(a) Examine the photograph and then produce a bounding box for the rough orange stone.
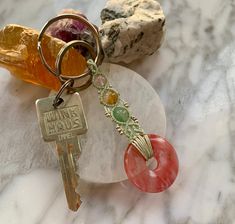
[0,24,87,90]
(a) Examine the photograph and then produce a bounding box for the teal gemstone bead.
[112,107,130,123]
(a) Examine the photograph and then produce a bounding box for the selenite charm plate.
[49,63,166,183]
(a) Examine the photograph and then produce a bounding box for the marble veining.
[0,0,235,223]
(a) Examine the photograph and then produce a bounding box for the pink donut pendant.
[124,134,179,193]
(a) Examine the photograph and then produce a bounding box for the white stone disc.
[50,63,166,183]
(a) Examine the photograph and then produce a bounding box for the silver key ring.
[37,14,103,80]
[55,40,97,92]
[53,79,74,108]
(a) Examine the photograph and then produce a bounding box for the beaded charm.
[87,60,179,193]
[37,14,179,210]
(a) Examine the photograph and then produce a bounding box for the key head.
[36,93,88,142]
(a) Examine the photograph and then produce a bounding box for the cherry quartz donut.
[124,134,179,193]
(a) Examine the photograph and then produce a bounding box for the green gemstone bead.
[112,107,130,123]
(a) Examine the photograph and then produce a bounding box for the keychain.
[36,14,103,211]
[36,14,179,211]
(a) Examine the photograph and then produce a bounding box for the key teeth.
[116,124,124,134]
[69,198,81,211]
[69,177,82,211]
[76,195,82,209]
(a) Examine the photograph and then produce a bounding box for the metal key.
[35,92,87,211]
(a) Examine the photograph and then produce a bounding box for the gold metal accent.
[124,102,129,107]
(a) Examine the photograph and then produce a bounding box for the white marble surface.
[0,0,235,223]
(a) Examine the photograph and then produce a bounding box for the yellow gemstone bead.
[102,89,119,106]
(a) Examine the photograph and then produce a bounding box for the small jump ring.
[55,40,97,92]
[37,14,103,77]
[56,40,96,82]
[53,79,74,108]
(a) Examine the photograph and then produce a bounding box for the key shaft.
[56,137,81,211]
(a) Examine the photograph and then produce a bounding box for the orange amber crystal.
[0,24,87,90]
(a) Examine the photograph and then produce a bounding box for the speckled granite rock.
[100,0,165,63]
